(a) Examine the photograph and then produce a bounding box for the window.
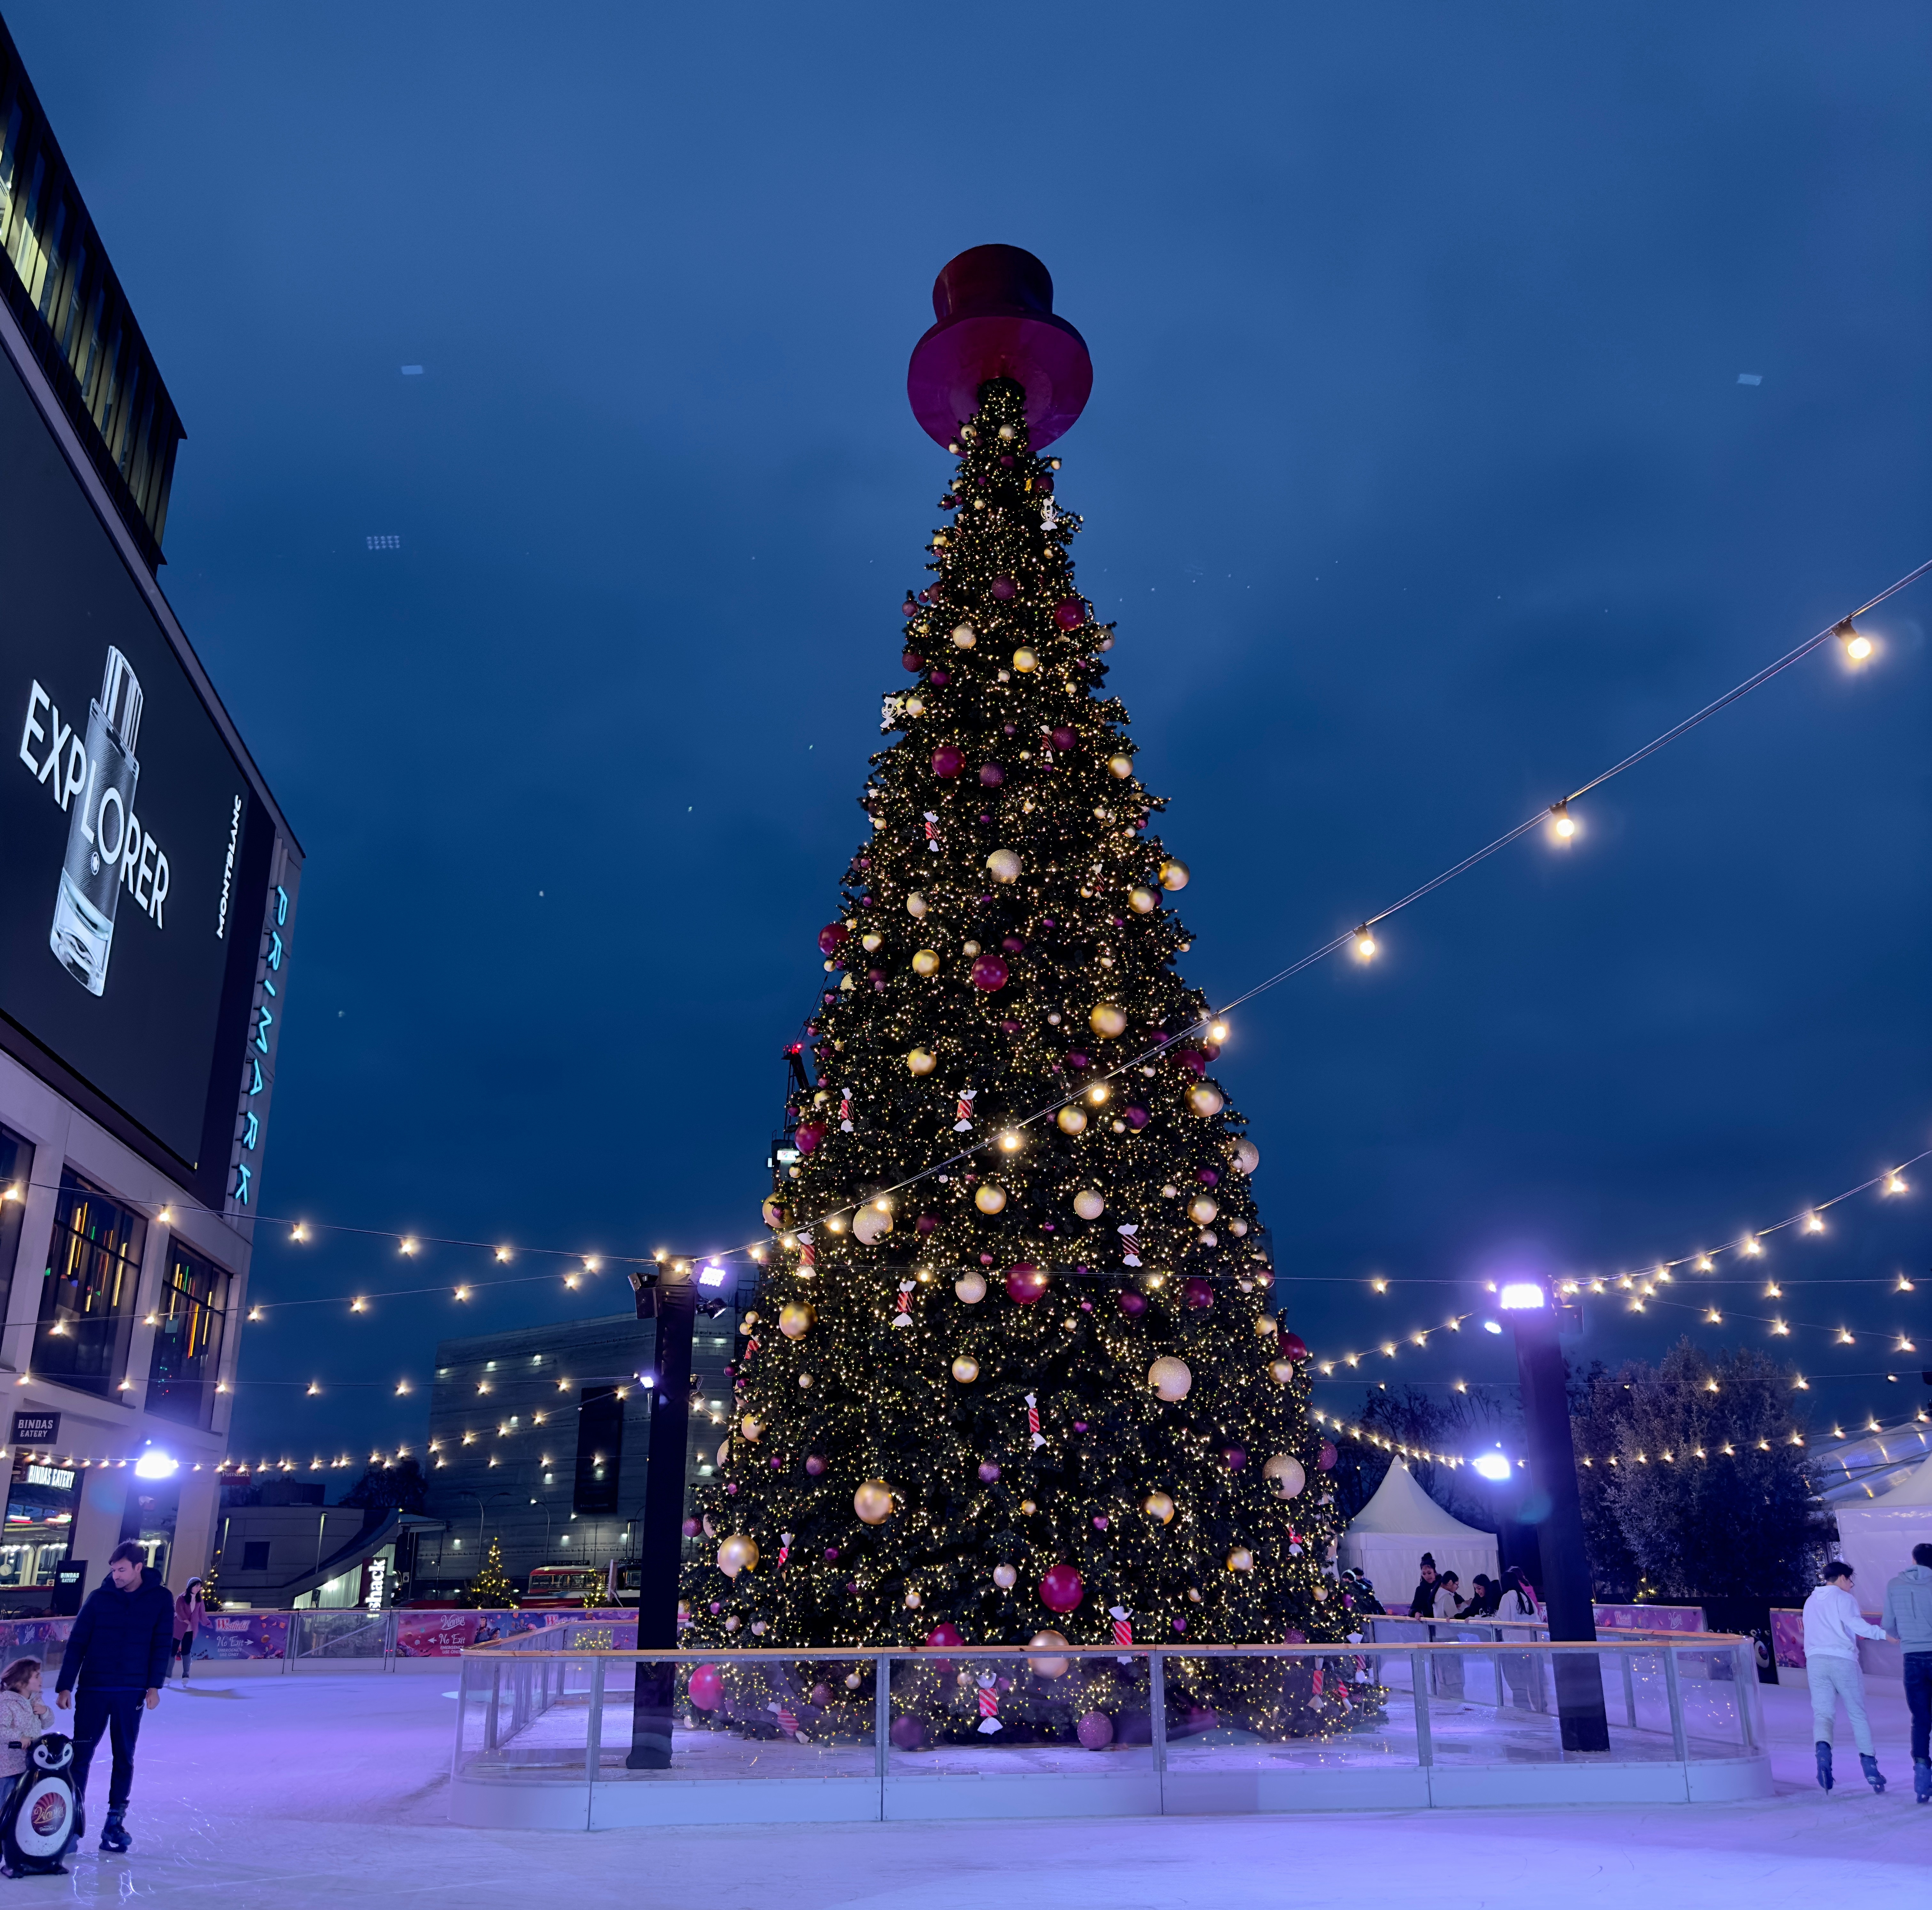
[145,1242,229,1427]
[0,1122,31,1318]
[241,1541,269,1572]
[34,1171,144,1396]
[573,1387,623,1514]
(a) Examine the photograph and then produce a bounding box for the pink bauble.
[809,1683,832,1705]
[818,923,849,956]
[687,1664,724,1711]
[978,1461,1001,1482]
[681,1517,701,1537]
[1117,1290,1147,1318]
[1317,1440,1338,1471]
[1178,1048,1206,1077]
[902,649,924,673]
[901,597,917,618]
[932,745,964,779]
[824,1546,839,1561]
[1039,1563,1084,1613]
[930,667,951,686]
[915,1212,939,1235]
[1077,1710,1115,1750]
[1279,1331,1309,1360]
[1050,726,1078,752]
[805,1454,826,1476]
[794,1122,825,1155]
[990,575,1017,599]
[1124,1106,1149,1129]
[979,762,1004,785]
[1223,1446,1247,1470]
[1197,1167,1219,1186]
[924,1623,964,1649]
[1053,598,1084,631]
[1183,1276,1214,1310]
[1005,1263,1050,1305]
[889,1715,925,1750]
[970,954,1009,991]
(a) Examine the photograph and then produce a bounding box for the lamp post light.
[1494,1276,1609,1753]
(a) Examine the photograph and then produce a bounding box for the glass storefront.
[34,1171,143,1396]
[145,1239,229,1427]
[0,1455,76,1589]
[0,1122,31,1317]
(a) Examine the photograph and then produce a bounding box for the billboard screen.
[0,346,259,1174]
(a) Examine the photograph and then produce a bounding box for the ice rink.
[30,1668,1927,1906]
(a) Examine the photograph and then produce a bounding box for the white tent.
[1833,1454,1932,1606]
[1338,1460,1499,1610]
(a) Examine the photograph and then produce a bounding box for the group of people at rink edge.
[1803,1542,1932,1801]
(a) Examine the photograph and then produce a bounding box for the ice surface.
[34,1669,1928,1906]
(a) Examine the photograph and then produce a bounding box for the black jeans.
[70,1688,144,1813]
[1906,1651,1932,1764]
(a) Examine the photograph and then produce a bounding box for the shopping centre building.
[0,23,298,1609]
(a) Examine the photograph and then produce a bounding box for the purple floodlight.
[907,245,1093,450]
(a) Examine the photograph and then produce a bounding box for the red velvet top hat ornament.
[907,244,1092,450]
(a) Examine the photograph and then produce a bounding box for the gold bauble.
[1027,1630,1071,1678]
[716,1534,759,1578]
[1226,1547,1255,1573]
[1056,1105,1087,1135]
[853,1479,894,1524]
[1148,1356,1193,1402]
[715,1441,730,1467]
[778,1302,814,1340]
[1187,1195,1218,1224]
[1187,1084,1225,1118]
[908,1047,937,1073]
[1254,1314,1278,1338]
[951,1355,980,1383]
[904,1588,922,1609]
[954,1271,988,1304]
[912,950,940,978]
[1230,1138,1260,1174]
[861,932,882,952]
[1020,1499,1037,1514]
[1127,886,1158,914]
[986,848,1023,884]
[1159,858,1190,891]
[1143,1491,1175,1524]
[761,1196,788,1229]
[1012,647,1038,672]
[974,1185,1007,1214]
[1263,1454,1307,1500]
[1072,1190,1106,1220]
[1089,1002,1127,1038]
[853,1206,892,1245]
[1267,1358,1297,1385]
[992,1564,1017,1589]
[1108,753,1133,779]
[739,1414,762,1442]
[907,891,928,917]
[951,624,977,648]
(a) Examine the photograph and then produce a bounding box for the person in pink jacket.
[1803,1560,1889,1792]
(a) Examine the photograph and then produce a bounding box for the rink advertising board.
[0,339,273,1199]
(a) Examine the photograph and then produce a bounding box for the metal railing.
[448,1623,1767,1825]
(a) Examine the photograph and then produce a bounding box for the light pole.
[529,1498,553,1559]
[458,1489,513,1571]
[1495,1278,1609,1753]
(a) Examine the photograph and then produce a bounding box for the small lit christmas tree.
[681,249,1349,1744]
[464,1536,518,1609]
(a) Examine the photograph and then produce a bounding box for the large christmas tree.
[681,249,1346,1742]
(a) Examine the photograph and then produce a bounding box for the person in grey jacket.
[1881,1541,1932,1805]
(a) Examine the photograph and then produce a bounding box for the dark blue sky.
[14,3,1930,1467]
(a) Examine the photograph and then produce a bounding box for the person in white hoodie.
[1803,1560,1888,1793]
[1880,1540,1932,1805]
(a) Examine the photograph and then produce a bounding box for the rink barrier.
[446,1624,1773,1827]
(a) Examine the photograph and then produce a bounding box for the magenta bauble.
[1050,726,1078,752]
[1178,1048,1206,1077]
[681,1517,701,1538]
[970,954,1009,991]
[923,1623,964,1649]
[1039,1563,1084,1613]
[1077,1710,1115,1750]
[978,762,1004,785]
[978,1461,1001,1482]
[915,1212,939,1235]
[1279,1331,1309,1360]
[930,667,951,686]
[817,923,849,955]
[1005,1263,1050,1305]
[902,650,923,673]
[824,1546,839,1560]
[990,575,1016,599]
[805,1455,826,1476]
[1223,1446,1247,1470]
[1318,1440,1338,1471]
[1183,1276,1214,1310]
[794,1122,825,1155]
[687,1664,724,1711]
[932,745,964,778]
[1197,1167,1219,1186]
[889,1716,926,1750]
[1124,1107,1149,1129]
[1053,598,1084,630]
[1118,1290,1147,1318]
[809,1683,832,1705]
[901,598,917,619]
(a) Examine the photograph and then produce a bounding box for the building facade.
[418,1306,741,1597]
[0,23,297,1610]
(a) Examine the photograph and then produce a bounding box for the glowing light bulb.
[291,1224,309,1243]
[1836,619,1874,663]
[400,1238,418,1256]
[1803,1212,1824,1234]
[1695,1255,1714,1273]
[1741,1235,1763,1256]
[1548,801,1576,842]
[454,1286,471,1301]
[1764,1282,1781,1298]
[306,1382,320,1396]
[1088,1084,1110,1104]
[1352,926,1377,962]
[1837,1329,1854,1345]
[1370,1278,1387,1294]
[495,1246,512,1263]
[1885,1172,1908,1195]
[1770,1318,1789,1336]
[1000,1131,1021,1151]
[1209,1021,1228,1043]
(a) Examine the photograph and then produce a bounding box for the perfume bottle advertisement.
[0,347,258,1172]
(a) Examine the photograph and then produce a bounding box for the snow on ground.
[30,1668,1927,1907]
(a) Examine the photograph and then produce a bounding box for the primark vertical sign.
[0,346,258,1173]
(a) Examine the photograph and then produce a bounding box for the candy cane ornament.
[1025,1392,1046,1450]
[976,1672,1002,1734]
[892,1280,915,1329]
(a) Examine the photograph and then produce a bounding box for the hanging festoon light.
[1352,925,1377,962]
[1547,801,1577,843]
[1836,619,1874,664]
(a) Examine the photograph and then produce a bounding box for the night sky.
[12,4,1930,1475]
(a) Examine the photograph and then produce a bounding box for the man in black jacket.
[54,1540,173,1853]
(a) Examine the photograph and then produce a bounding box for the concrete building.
[0,24,299,1611]
[208,1479,445,1611]
[417,1305,741,1597]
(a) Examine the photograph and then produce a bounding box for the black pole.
[1512,1302,1611,1752]
[626,1265,697,1769]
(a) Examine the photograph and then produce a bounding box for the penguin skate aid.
[53,1540,174,1854]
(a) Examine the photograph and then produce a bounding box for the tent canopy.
[1835,1454,1932,1605]
[1337,1461,1500,1606]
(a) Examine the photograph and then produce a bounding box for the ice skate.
[1815,1741,1834,1791]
